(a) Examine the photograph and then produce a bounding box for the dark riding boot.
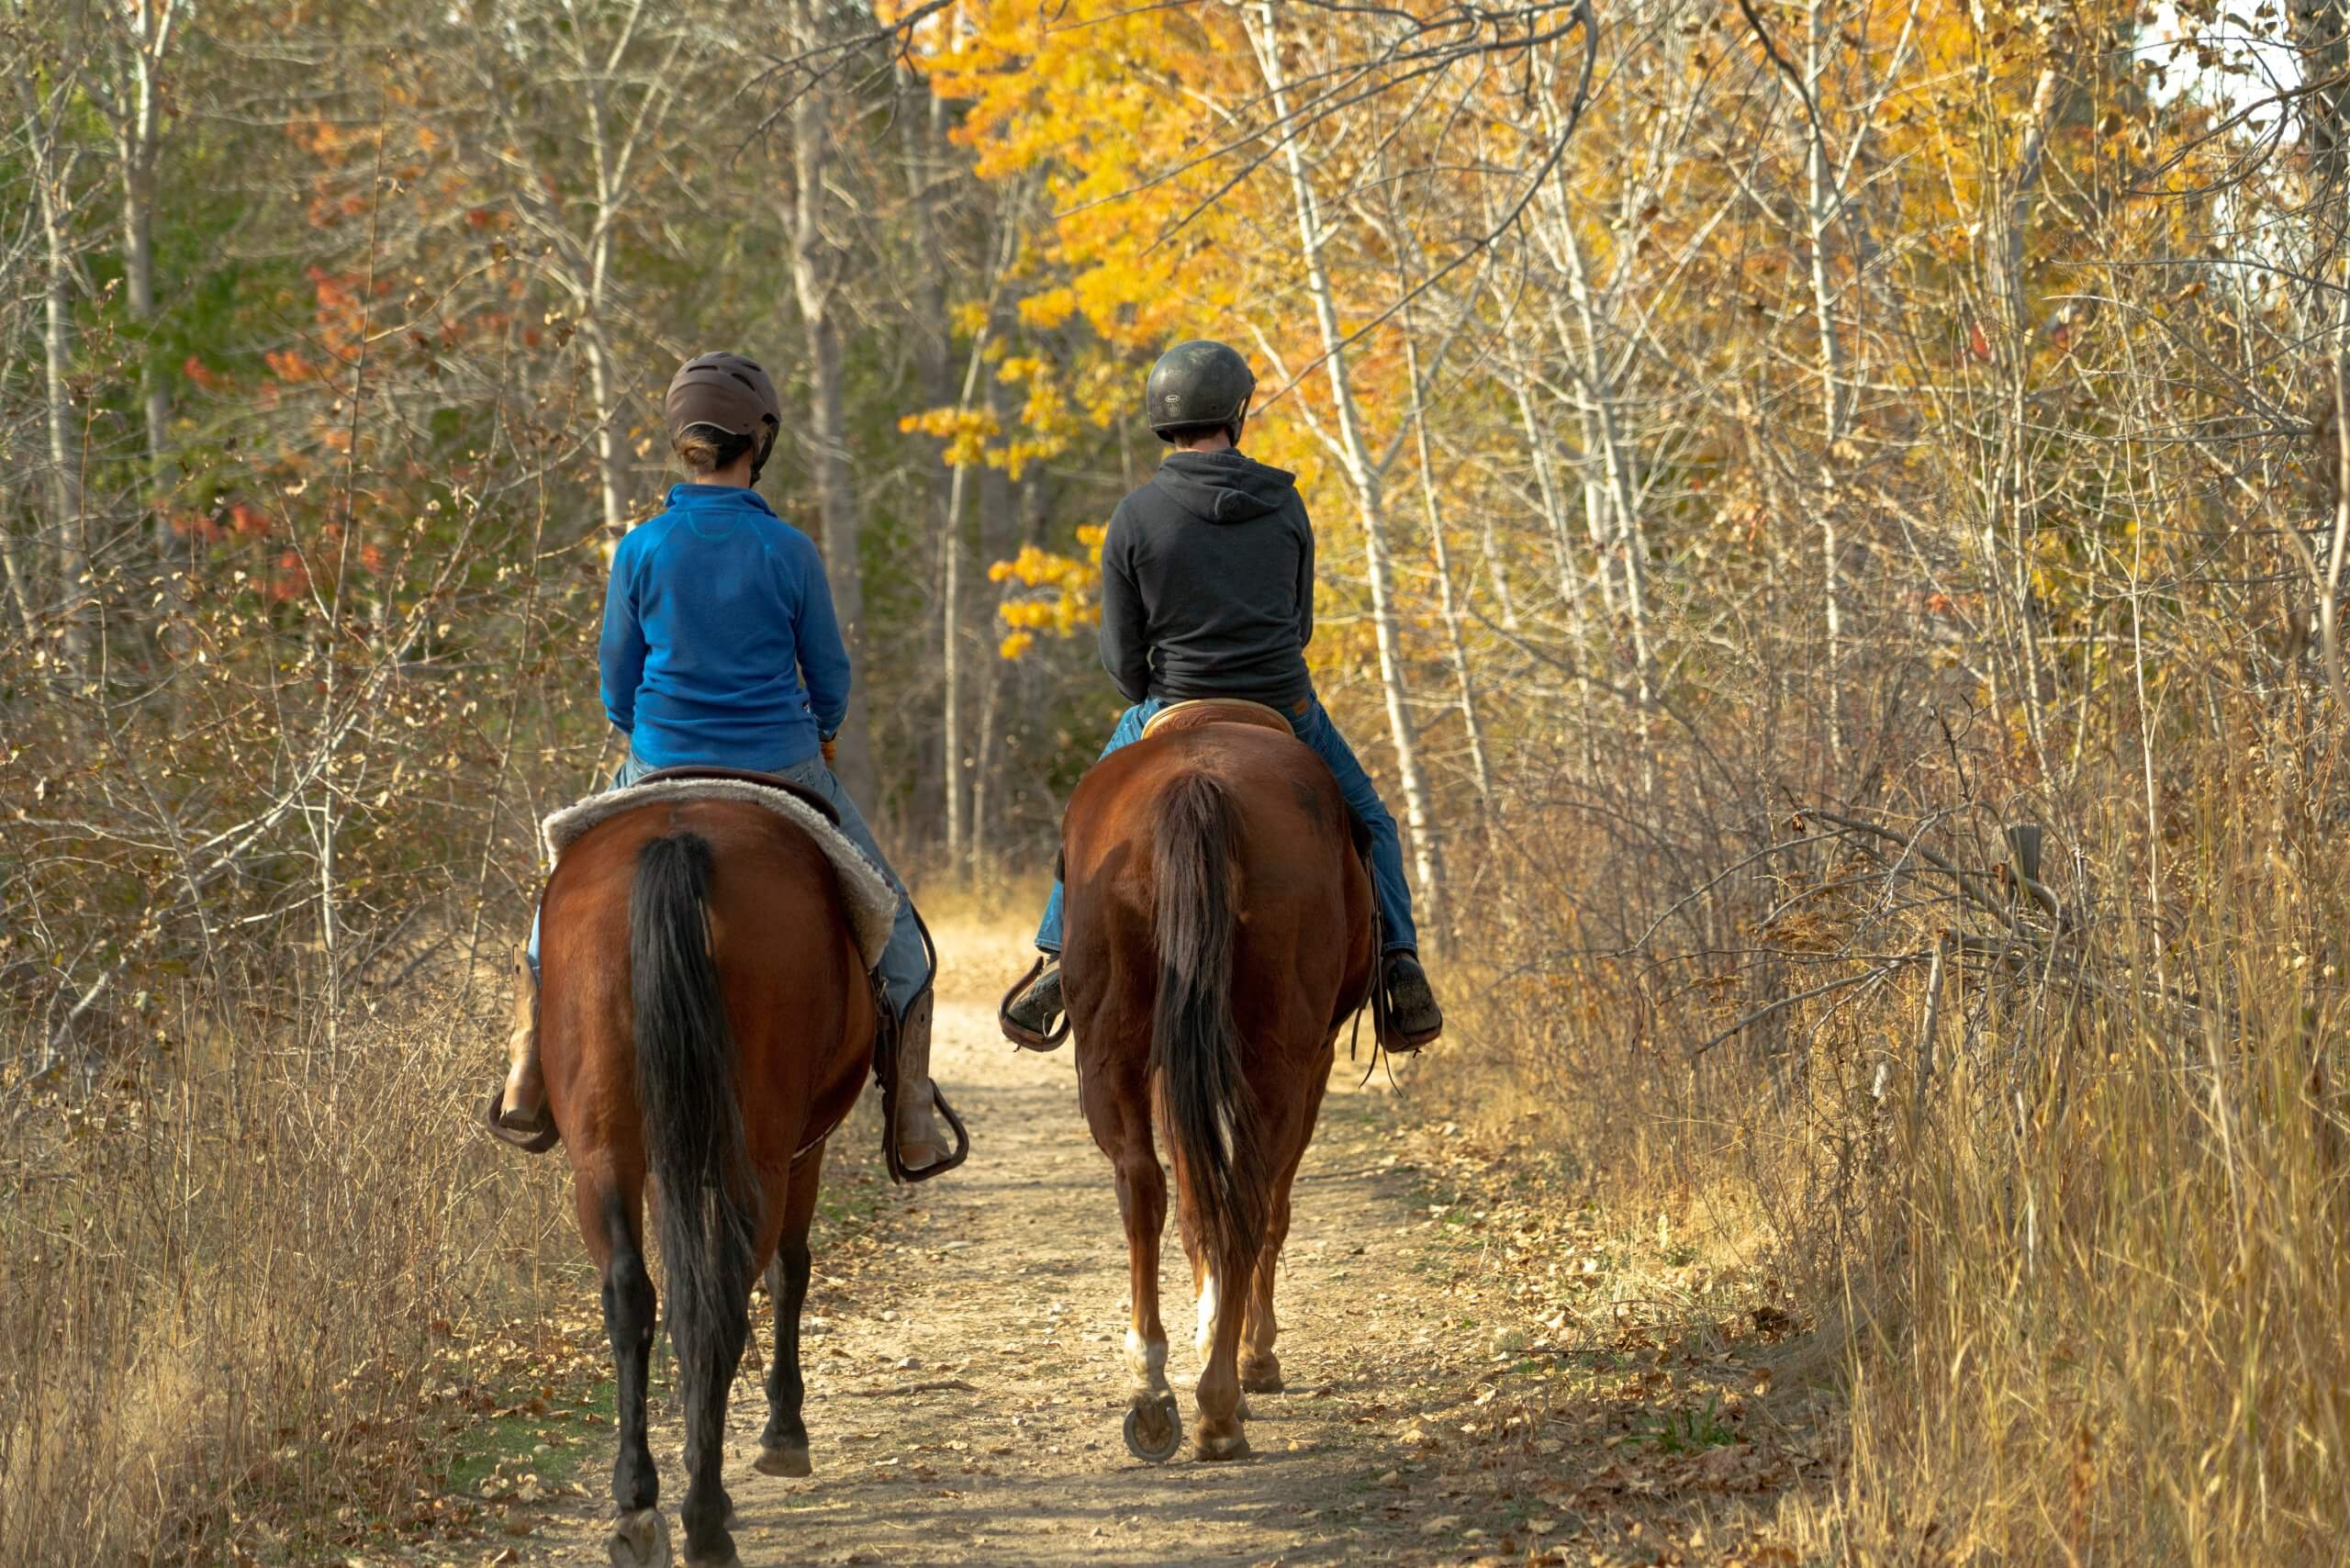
[1383,951,1444,1048]
[487,945,558,1152]
[892,991,953,1173]
[1003,955,1064,1039]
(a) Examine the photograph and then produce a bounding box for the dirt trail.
[527,985,1567,1568]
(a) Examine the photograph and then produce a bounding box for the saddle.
[541,770,893,968]
[632,764,840,826]
[1140,697,1296,741]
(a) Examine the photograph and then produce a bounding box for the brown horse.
[1059,705,1376,1462]
[537,797,878,1566]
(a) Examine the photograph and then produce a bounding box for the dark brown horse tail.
[1150,772,1268,1278]
[630,833,755,1444]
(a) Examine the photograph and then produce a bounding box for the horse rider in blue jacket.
[491,353,953,1173]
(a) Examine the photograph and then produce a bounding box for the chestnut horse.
[1059,706,1376,1462]
[537,797,877,1567]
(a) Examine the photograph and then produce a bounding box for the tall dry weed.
[1436,705,2350,1560]
[0,973,575,1565]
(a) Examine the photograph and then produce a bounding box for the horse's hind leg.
[1084,1057,1179,1460]
[584,1176,669,1567]
[1241,1089,1321,1394]
[677,1259,753,1568]
[757,1146,824,1478]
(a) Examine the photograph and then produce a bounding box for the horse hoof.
[1240,1356,1284,1394]
[608,1507,672,1568]
[1196,1427,1252,1462]
[754,1443,811,1478]
[1124,1392,1182,1462]
[685,1548,741,1568]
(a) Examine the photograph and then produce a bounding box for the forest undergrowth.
[1427,717,2350,1562]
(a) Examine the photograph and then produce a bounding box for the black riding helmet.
[1144,339,1256,442]
[666,352,782,480]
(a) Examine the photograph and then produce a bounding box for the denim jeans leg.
[529,747,656,976]
[1035,699,1164,953]
[1292,701,1419,954]
[778,758,931,1020]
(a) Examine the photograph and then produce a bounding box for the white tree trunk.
[108,0,177,483]
[30,104,87,679]
[789,52,878,803]
[1248,3,1446,945]
[1400,320,1499,846]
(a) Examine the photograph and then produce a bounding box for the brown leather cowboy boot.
[892,990,952,1172]
[487,945,557,1151]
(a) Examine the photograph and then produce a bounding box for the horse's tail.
[1150,772,1267,1279]
[630,833,755,1448]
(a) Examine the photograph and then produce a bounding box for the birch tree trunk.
[1550,222,1657,786]
[1798,0,1847,759]
[27,87,87,681]
[1248,2,1447,945]
[789,33,877,803]
[578,17,631,546]
[938,331,990,863]
[568,0,672,550]
[1400,311,1499,846]
[902,65,956,851]
[106,0,177,487]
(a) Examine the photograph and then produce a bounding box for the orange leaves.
[899,0,1258,353]
[897,406,1002,469]
[990,525,1107,659]
[263,347,321,383]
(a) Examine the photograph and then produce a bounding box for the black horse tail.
[1150,772,1267,1282]
[631,833,755,1456]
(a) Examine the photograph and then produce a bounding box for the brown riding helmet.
[666,353,781,478]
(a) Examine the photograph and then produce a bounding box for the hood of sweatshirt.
[1150,448,1299,524]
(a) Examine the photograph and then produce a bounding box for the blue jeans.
[530,750,932,1019]
[1034,697,1417,956]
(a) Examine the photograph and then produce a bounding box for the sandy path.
[527,980,1539,1568]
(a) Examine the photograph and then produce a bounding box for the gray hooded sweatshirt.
[1095,448,1315,708]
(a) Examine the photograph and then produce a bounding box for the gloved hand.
[821,733,838,769]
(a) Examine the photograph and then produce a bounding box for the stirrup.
[998,956,1070,1051]
[875,916,971,1184]
[484,1086,560,1154]
[889,1081,970,1184]
[1379,955,1442,1054]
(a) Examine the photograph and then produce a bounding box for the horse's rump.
[538,798,875,1173]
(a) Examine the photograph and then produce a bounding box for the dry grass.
[0,963,577,1564]
[1817,789,2350,1562]
[1429,736,2350,1562]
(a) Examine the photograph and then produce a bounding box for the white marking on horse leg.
[1125,1328,1168,1393]
[1195,1271,1219,1360]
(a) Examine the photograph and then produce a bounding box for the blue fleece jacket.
[598,484,850,771]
